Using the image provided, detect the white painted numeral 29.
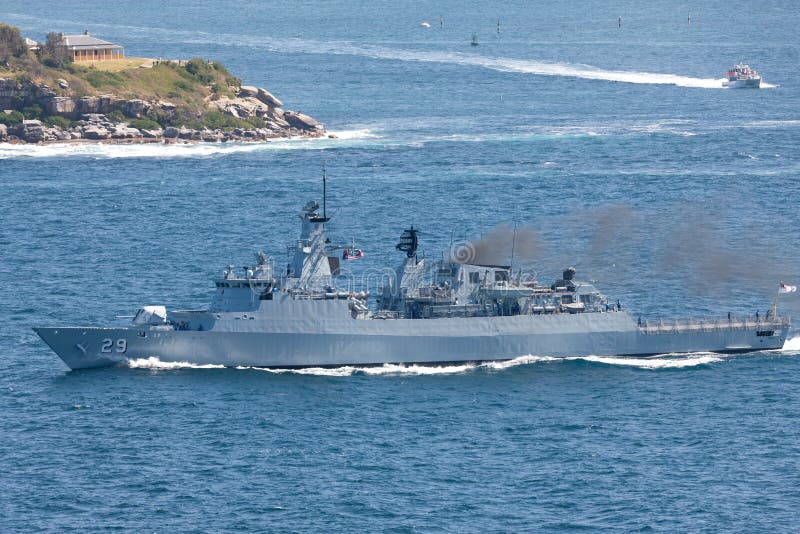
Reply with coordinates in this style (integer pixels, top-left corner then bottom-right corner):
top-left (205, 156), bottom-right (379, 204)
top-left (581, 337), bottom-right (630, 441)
top-left (101, 338), bottom-right (127, 353)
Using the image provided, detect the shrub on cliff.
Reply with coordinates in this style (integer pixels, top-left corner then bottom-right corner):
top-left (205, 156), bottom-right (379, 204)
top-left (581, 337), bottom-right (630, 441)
top-left (43, 115), bottom-right (73, 128)
top-left (128, 118), bottom-right (162, 130)
top-left (39, 32), bottom-right (72, 69)
top-left (0, 110), bottom-right (24, 126)
top-left (183, 58), bottom-right (215, 85)
top-left (0, 23), bottom-right (29, 65)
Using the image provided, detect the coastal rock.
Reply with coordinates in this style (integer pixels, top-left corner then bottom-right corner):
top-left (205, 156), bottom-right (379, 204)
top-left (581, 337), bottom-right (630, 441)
top-left (17, 120), bottom-right (44, 143)
top-left (123, 99), bottom-right (150, 118)
top-left (256, 88), bottom-right (282, 108)
top-left (44, 96), bottom-right (76, 115)
top-left (0, 123), bottom-right (7, 141)
top-left (0, 78), bottom-right (19, 100)
top-left (211, 96), bottom-right (271, 119)
top-left (283, 111), bottom-right (323, 132)
top-left (81, 113), bottom-right (106, 123)
top-left (82, 125), bottom-right (111, 140)
top-left (110, 125), bottom-right (142, 139)
top-left (200, 130), bottom-right (222, 142)
top-left (158, 101), bottom-right (176, 112)
top-left (163, 126), bottom-right (180, 138)
top-left (140, 128), bottom-right (163, 139)
top-left (238, 85), bottom-right (259, 98)
top-left (57, 78), bottom-right (69, 89)
top-left (35, 85), bottom-right (56, 99)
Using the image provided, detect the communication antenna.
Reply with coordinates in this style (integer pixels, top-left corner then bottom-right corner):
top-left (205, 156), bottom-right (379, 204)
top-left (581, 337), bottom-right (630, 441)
top-left (510, 222), bottom-right (517, 273)
top-left (322, 158), bottom-right (327, 220)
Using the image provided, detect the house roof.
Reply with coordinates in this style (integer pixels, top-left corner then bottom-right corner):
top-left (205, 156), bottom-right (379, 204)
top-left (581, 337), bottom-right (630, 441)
top-left (59, 34), bottom-right (123, 50)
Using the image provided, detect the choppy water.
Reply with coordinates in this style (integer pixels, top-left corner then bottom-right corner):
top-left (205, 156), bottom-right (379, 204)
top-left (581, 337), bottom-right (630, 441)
top-left (2, 0), bottom-right (800, 530)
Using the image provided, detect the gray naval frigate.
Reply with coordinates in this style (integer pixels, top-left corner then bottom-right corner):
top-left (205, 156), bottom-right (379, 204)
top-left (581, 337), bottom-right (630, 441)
top-left (35, 198), bottom-right (790, 370)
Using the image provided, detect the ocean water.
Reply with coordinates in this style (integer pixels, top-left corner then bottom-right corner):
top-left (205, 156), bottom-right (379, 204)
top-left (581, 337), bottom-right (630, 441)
top-left (2, 0), bottom-right (800, 530)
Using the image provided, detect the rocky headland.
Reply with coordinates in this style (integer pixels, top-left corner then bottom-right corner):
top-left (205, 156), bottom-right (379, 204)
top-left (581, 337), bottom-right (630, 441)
top-left (0, 24), bottom-right (327, 145)
top-left (0, 78), bottom-right (327, 144)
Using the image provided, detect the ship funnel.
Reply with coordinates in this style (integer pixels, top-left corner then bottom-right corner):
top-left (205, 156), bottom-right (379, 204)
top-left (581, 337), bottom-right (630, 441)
top-left (563, 267), bottom-right (576, 281)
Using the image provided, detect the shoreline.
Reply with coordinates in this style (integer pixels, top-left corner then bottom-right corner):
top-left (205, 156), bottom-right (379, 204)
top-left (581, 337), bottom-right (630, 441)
top-left (0, 131), bottom-right (334, 147)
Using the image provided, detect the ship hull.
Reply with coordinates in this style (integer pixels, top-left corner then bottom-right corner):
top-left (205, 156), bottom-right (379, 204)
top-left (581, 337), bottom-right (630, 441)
top-left (34, 312), bottom-right (789, 370)
top-left (724, 78), bottom-right (761, 88)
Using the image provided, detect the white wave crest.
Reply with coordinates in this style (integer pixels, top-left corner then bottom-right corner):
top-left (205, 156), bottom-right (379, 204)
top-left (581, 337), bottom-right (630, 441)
top-left (0, 130), bottom-right (377, 160)
top-left (572, 354), bottom-right (722, 369)
top-left (126, 356), bottom-right (225, 369)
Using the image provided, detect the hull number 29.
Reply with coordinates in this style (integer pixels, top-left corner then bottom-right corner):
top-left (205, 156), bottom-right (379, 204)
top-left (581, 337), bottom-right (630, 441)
top-left (101, 338), bottom-right (127, 353)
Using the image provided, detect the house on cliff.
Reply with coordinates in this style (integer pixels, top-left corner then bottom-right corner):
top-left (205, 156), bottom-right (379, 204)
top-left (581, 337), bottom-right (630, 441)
top-left (57, 31), bottom-right (124, 62)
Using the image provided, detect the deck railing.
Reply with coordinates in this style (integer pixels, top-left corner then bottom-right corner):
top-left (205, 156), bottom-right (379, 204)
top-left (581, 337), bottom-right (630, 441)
top-left (638, 315), bottom-right (791, 334)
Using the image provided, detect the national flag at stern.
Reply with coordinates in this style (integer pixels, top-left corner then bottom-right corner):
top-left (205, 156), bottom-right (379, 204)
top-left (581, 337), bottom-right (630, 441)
top-left (779, 282), bottom-right (797, 294)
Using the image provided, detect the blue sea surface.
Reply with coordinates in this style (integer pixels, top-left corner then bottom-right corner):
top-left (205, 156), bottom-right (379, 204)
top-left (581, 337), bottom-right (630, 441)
top-left (1, 0), bottom-right (800, 530)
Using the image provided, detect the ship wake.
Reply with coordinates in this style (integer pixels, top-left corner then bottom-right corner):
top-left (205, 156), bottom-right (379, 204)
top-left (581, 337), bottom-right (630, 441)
top-left (126, 356), bottom-right (226, 369)
top-left (121, 347), bottom-right (791, 374)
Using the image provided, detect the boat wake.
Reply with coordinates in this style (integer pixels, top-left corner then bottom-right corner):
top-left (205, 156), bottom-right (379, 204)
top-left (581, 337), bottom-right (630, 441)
top-left (569, 354), bottom-right (722, 369)
top-left (126, 356), bottom-right (225, 369)
top-left (123, 352), bottom-right (728, 375)
top-left (3, 14), bottom-right (733, 89)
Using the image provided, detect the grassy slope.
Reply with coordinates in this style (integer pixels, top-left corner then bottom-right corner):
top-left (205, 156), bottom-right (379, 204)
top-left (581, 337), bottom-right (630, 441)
top-left (2, 52), bottom-right (261, 129)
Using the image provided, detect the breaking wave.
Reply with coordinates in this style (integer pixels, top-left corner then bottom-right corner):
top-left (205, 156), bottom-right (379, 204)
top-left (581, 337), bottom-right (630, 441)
top-left (0, 130), bottom-right (377, 160)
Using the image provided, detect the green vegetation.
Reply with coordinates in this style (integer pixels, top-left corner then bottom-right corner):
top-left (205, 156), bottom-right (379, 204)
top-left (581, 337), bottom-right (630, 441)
top-left (0, 110), bottom-right (24, 126)
top-left (0, 23), bottom-right (27, 64)
top-left (127, 118), bottom-right (161, 130)
top-left (39, 32), bottom-right (71, 69)
top-left (43, 115), bottom-right (73, 128)
top-left (0, 23), bottom-right (258, 131)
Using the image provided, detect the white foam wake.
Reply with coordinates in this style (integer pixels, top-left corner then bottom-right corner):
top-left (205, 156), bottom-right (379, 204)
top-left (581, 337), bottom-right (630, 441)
top-left (123, 351), bottom-right (735, 374)
top-left (571, 354), bottom-right (722, 369)
top-left (782, 336), bottom-right (800, 352)
top-left (126, 356), bottom-right (225, 369)
top-left (3, 13), bottom-right (766, 90)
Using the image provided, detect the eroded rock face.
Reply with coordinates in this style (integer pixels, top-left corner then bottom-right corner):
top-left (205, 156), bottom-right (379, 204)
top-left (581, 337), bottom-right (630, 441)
top-left (44, 96), bottom-right (76, 115)
top-left (82, 125), bottom-right (111, 140)
top-left (0, 76), bottom-right (325, 144)
top-left (14, 120), bottom-right (45, 142)
top-left (256, 88), bottom-right (282, 108)
top-left (283, 111), bottom-right (323, 132)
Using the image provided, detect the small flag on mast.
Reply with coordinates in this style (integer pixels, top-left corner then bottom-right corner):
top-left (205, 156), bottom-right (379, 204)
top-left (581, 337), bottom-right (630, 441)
top-left (779, 282), bottom-right (797, 294)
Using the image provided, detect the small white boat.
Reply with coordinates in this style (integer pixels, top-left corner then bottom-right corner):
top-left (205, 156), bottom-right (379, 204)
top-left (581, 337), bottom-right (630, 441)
top-left (724, 64), bottom-right (761, 88)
